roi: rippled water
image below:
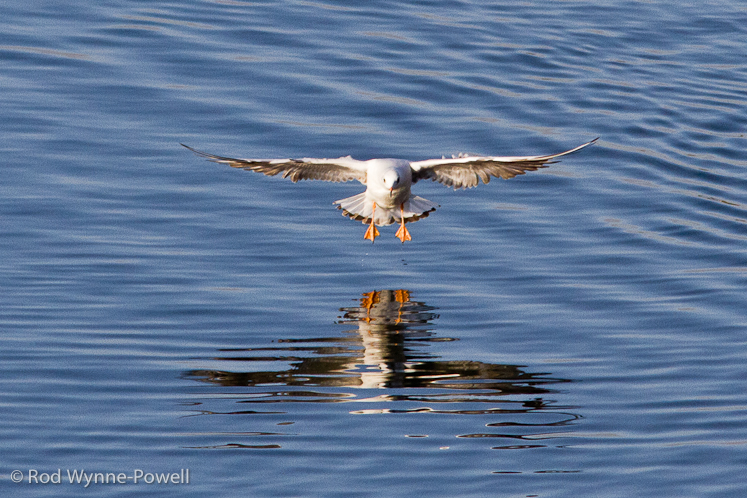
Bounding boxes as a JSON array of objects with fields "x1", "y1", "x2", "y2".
[{"x1": 3, "y1": 0, "x2": 747, "y2": 496}]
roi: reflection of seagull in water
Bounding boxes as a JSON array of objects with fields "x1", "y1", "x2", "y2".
[
  {"x1": 358, "y1": 289, "x2": 411, "y2": 325},
  {"x1": 338, "y1": 289, "x2": 438, "y2": 389},
  {"x1": 182, "y1": 138, "x2": 597, "y2": 243}
]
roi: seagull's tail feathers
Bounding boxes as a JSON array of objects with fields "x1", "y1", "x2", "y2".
[
  {"x1": 334, "y1": 192, "x2": 373, "y2": 222},
  {"x1": 334, "y1": 193, "x2": 438, "y2": 226},
  {"x1": 402, "y1": 196, "x2": 439, "y2": 223}
]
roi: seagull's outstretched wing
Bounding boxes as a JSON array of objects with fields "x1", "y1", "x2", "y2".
[
  {"x1": 410, "y1": 138, "x2": 598, "y2": 189},
  {"x1": 182, "y1": 144, "x2": 368, "y2": 183}
]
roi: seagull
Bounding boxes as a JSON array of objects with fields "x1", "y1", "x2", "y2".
[{"x1": 182, "y1": 138, "x2": 597, "y2": 243}]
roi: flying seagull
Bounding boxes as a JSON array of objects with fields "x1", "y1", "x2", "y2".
[{"x1": 182, "y1": 138, "x2": 597, "y2": 243}]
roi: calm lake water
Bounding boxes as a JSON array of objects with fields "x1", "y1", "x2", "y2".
[{"x1": 2, "y1": 1, "x2": 747, "y2": 496}]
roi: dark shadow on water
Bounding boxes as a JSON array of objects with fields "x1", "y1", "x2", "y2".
[
  {"x1": 183, "y1": 290, "x2": 577, "y2": 417},
  {"x1": 180, "y1": 290, "x2": 581, "y2": 459}
]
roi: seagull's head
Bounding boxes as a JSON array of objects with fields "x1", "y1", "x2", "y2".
[{"x1": 382, "y1": 170, "x2": 401, "y2": 196}]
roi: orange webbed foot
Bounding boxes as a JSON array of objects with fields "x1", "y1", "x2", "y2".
[
  {"x1": 364, "y1": 223, "x2": 380, "y2": 242},
  {"x1": 395, "y1": 204, "x2": 412, "y2": 243},
  {"x1": 395, "y1": 224, "x2": 411, "y2": 243},
  {"x1": 364, "y1": 202, "x2": 380, "y2": 243}
]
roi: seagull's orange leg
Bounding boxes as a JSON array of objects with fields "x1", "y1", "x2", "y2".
[
  {"x1": 364, "y1": 202, "x2": 380, "y2": 242},
  {"x1": 395, "y1": 204, "x2": 411, "y2": 243}
]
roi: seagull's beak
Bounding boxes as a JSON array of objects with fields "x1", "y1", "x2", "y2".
[{"x1": 389, "y1": 187, "x2": 394, "y2": 197}]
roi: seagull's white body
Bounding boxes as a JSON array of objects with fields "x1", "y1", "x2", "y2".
[
  {"x1": 183, "y1": 138, "x2": 597, "y2": 242},
  {"x1": 333, "y1": 158, "x2": 439, "y2": 227}
]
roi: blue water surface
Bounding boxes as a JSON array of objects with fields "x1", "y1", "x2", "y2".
[{"x1": 2, "y1": 1, "x2": 747, "y2": 497}]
